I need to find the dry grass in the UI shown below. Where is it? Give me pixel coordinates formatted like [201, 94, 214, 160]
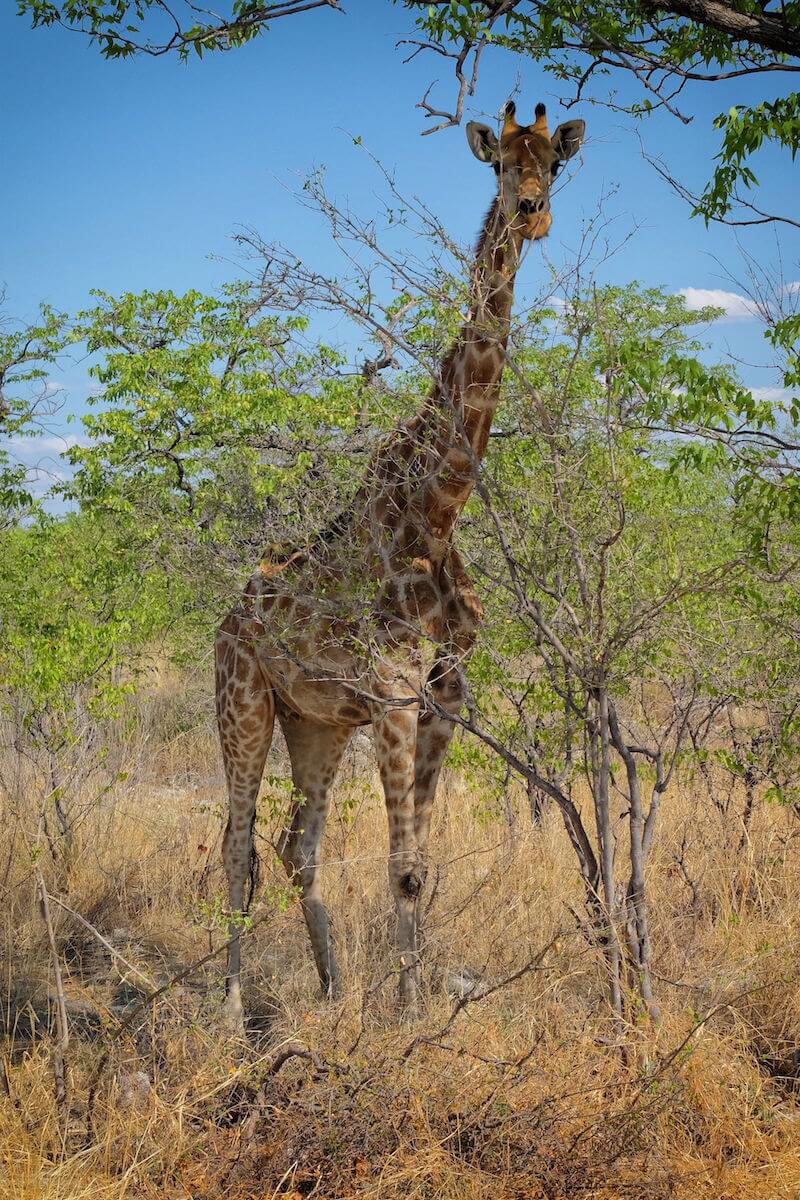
[2, 666, 800, 1199]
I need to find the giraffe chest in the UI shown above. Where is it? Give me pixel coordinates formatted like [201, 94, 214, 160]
[377, 558, 448, 641]
[239, 570, 431, 722]
[236, 539, 481, 726]
[375, 544, 484, 652]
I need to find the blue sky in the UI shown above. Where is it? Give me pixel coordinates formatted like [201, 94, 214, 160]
[1, 0, 797, 485]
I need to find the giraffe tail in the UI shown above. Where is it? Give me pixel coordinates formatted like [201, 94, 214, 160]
[245, 809, 260, 911]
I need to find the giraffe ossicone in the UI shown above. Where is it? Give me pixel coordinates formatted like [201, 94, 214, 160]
[215, 98, 586, 1026]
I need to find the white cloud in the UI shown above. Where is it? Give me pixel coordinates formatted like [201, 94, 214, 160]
[749, 386, 797, 405]
[678, 287, 759, 320]
[783, 281, 800, 296]
[5, 434, 88, 458]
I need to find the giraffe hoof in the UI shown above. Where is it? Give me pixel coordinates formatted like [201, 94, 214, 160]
[398, 990, 421, 1021]
[398, 967, 422, 1017]
[320, 977, 342, 1002]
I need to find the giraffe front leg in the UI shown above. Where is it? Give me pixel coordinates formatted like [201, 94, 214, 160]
[279, 801, 340, 998]
[216, 620, 275, 1030]
[278, 714, 351, 999]
[415, 655, 466, 854]
[373, 698, 424, 1012]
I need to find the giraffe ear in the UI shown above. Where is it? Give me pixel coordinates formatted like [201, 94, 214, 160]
[550, 119, 585, 161]
[466, 121, 499, 165]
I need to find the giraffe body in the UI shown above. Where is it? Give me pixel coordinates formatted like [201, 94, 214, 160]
[215, 101, 586, 1023]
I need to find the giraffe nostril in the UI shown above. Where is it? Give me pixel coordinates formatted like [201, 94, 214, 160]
[519, 197, 547, 217]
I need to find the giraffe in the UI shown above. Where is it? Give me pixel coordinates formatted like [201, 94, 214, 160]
[215, 99, 586, 1025]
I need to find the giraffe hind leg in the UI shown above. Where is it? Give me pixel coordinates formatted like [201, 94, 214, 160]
[216, 616, 275, 1028]
[413, 657, 466, 951]
[277, 711, 352, 998]
[372, 697, 424, 1012]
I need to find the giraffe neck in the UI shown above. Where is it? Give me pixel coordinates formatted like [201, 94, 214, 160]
[351, 197, 524, 570]
[470, 194, 523, 329]
[420, 196, 524, 543]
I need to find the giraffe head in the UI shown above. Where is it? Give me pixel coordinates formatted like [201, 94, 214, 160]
[466, 100, 585, 241]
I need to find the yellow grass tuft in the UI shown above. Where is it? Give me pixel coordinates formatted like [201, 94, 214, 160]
[2, 667, 800, 1198]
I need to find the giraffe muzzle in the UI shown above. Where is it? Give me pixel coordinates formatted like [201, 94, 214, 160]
[518, 196, 548, 217]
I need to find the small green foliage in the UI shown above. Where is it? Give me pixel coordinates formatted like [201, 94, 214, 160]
[261, 877, 301, 913]
[0, 304, 68, 519]
[17, 0, 324, 59]
[697, 95, 800, 223]
[192, 894, 234, 933]
[262, 774, 297, 819]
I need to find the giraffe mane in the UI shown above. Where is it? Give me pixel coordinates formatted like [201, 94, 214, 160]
[474, 195, 502, 261]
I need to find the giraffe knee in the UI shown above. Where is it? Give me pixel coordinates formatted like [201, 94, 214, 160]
[401, 872, 421, 898]
[429, 663, 466, 706]
[399, 865, 426, 898]
[223, 825, 248, 870]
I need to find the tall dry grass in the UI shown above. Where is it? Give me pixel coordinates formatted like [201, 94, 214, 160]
[2, 663, 800, 1199]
